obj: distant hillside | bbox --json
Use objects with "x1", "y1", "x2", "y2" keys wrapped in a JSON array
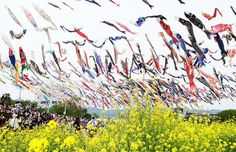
[
  {"x1": 87, "y1": 106, "x2": 224, "y2": 117},
  {"x1": 184, "y1": 109, "x2": 222, "y2": 114},
  {"x1": 86, "y1": 107, "x2": 124, "y2": 117}
]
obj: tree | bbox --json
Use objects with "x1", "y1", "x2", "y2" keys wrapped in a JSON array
[
  {"x1": 217, "y1": 109, "x2": 236, "y2": 122},
  {"x1": 1, "y1": 93, "x2": 15, "y2": 105},
  {"x1": 50, "y1": 104, "x2": 65, "y2": 115},
  {"x1": 36, "y1": 107, "x2": 47, "y2": 113},
  {"x1": 91, "y1": 113, "x2": 99, "y2": 118},
  {"x1": 19, "y1": 100, "x2": 38, "y2": 109},
  {"x1": 50, "y1": 103, "x2": 92, "y2": 118}
]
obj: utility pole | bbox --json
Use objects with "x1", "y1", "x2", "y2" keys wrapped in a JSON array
[{"x1": 18, "y1": 87, "x2": 22, "y2": 100}]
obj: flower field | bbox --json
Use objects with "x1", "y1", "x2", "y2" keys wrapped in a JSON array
[{"x1": 1, "y1": 102, "x2": 236, "y2": 152}]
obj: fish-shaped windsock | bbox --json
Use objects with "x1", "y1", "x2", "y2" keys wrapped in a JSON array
[
  {"x1": 177, "y1": 17, "x2": 206, "y2": 59},
  {"x1": 94, "y1": 51, "x2": 105, "y2": 73},
  {"x1": 48, "y1": 2, "x2": 61, "y2": 9},
  {"x1": 231, "y1": 6, "x2": 236, "y2": 16},
  {"x1": 101, "y1": 21, "x2": 125, "y2": 34},
  {"x1": 82, "y1": 66, "x2": 95, "y2": 79},
  {"x1": 212, "y1": 33, "x2": 228, "y2": 64},
  {"x1": 184, "y1": 11, "x2": 212, "y2": 39},
  {"x1": 108, "y1": 0, "x2": 120, "y2": 7},
  {"x1": 5, "y1": 6, "x2": 27, "y2": 39},
  {"x1": 5, "y1": 6, "x2": 23, "y2": 27},
  {"x1": 9, "y1": 29, "x2": 27, "y2": 39},
  {"x1": 61, "y1": 25, "x2": 91, "y2": 40},
  {"x1": 214, "y1": 33, "x2": 227, "y2": 56},
  {"x1": 135, "y1": 17, "x2": 146, "y2": 27},
  {"x1": 211, "y1": 24, "x2": 233, "y2": 33},
  {"x1": 141, "y1": 0, "x2": 154, "y2": 9},
  {"x1": 158, "y1": 19, "x2": 179, "y2": 45},
  {"x1": 202, "y1": 8, "x2": 222, "y2": 21},
  {"x1": 184, "y1": 56, "x2": 196, "y2": 90},
  {"x1": 19, "y1": 47, "x2": 26, "y2": 66},
  {"x1": 84, "y1": 0, "x2": 101, "y2": 7},
  {"x1": 170, "y1": 33, "x2": 191, "y2": 57},
  {"x1": 22, "y1": 7, "x2": 40, "y2": 31},
  {"x1": 33, "y1": 4, "x2": 57, "y2": 29},
  {"x1": 135, "y1": 15, "x2": 166, "y2": 27},
  {"x1": 62, "y1": 1, "x2": 74, "y2": 10},
  {"x1": 9, "y1": 48, "x2": 16, "y2": 69},
  {"x1": 1, "y1": 32, "x2": 13, "y2": 49},
  {"x1": 177, "y1": 0, "x2": 185, "y2": 4},
  {"x1": 19, "y1": 47, "x2": 29, "y2": 73},
  {"x1": 115, "y1": 21, "x2": 137, "y2": 34}
]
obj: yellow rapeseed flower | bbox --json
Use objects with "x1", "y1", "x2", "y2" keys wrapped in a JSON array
[
  {"x1": 47, "y1": 120, "x2": 57, "y2": 129},
  {"x1": 61, "y1": 136, "x2": 75, "y2": 148},
  {"x1": 28, "y1": 138, "x2": 49, "y2": 152},
  {"x1": 120, "y1": 149, "x2": 127, "y2": 152},
  {"x1": 54, "y1": 137, "x2": 60, "y2": 143},
  {"x1": 100, "y1": 148, "x2": 107, "y2": 152},
  {"x1": 108, "y1": 140, "x2": 116, "y2": 149},
  {"x1": 1, "y1": 101, "x2": 236, "y2": 151},
  {"x1": 146, "y1": 134, "x2": 151, "y2": 140},
  {"x1": 172, "y1": 147, "x2": 177, "y2": 152},
  {"x1": 77, "y1": 148, "x2": 85, "y2": 152},
  {"x1": 230, "y1": 143, "x2": 236, "y2": 150},
  {"x1": 130, "y1": 142, "x2": 139, "y2": 150}
]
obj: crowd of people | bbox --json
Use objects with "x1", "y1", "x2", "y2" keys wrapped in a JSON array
[{"x1": 0, "y1": 100, "x2": 102, "y2": 132}]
